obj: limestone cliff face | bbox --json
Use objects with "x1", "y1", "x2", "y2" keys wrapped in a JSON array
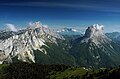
[
  {"x1": 81, "y1": 24, "x2": 111, "y2": 44},
  {"x1": 0, "y1": 22, "x2": 64, "y2": 64},
  {"x1": 84, "y1": 24, "x2": 104, "y2": 38}
]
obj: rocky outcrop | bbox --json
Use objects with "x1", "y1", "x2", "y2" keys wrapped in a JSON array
[
  {"x1": 81, "y1": 24, "x2": 111, "y2": 44},
  {"x1": 0, "y1": 22, "x2": 64, "y2": 63}
]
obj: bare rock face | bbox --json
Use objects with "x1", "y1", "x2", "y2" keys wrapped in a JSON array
[
  {"x1": 0, "y1": 22, "x2": 64, "y2": 64},
  {"x1": 84, "y1": 24, "x2": 104, "y2": 38},
  {"x1": 81, "y1": 24, "x2": 111, "y2": 44},
  {"x1": 70, "y1": 24, "x2": 120, "y2": 68}
]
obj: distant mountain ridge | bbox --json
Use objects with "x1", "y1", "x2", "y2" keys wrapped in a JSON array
[
  {"x1": 106, "y1": 32, "x2": 120, "y2": 43},
  {"x1": 57, "y1": 27, "x2": 82, "y2": 35}
]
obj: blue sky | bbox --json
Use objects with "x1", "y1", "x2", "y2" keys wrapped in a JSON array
[{"x1": 0, "y1": 0, "x2": 120, "y2": 32}]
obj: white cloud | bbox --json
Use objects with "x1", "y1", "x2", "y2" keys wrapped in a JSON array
[
  {"x1": 5, "y1": 24, "x2": 18, "y2": 32},
  {"x1": 43, "y1": 24, "x2": 48, "y2": 28},
  {"x1": 28, "y1": 22, "x2": 34, "y2": 27}
]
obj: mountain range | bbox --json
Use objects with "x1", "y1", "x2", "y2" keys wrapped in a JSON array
[{"x1": 0, "y1": 22, "x2": 120, "y2": 68}]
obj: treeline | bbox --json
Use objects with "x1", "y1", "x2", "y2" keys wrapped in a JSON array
[
  {"x1": 0, "y1": 62, "x2": 120, "y2": 79},
  {"x1": 65, "y1": 68, "x2": 120, "y2": 79},
  {"x1": 50, "y1": 66, "x2": 120, "y2": 79},
  {"x1": 0, "y1": 62, "x2": 69, "y2": 79}
]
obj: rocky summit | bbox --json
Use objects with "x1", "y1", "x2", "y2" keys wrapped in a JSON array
[
  {"x1": 70, "y1": 24, "x2": 120, "y2": 68},
  {"x1": 81, "y1": 24, "x2": 111, "y2": 44},
  {"x1": 0, "y1": 22, "x2": 64, "y2": 64}
]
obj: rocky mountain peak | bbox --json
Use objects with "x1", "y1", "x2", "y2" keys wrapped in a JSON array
[
  {"x1": 81, "y1": 24, "x2": 111, "y2": 44},
  {"x1": 84, "y1": 24, "x2": 104, "y2": 38},
  {"x1": 0, "y1": 21, "x2": 64, "y2": 64},
  {"x1": 70, "y1": 24, "x2": 120, "y2": 68}
]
